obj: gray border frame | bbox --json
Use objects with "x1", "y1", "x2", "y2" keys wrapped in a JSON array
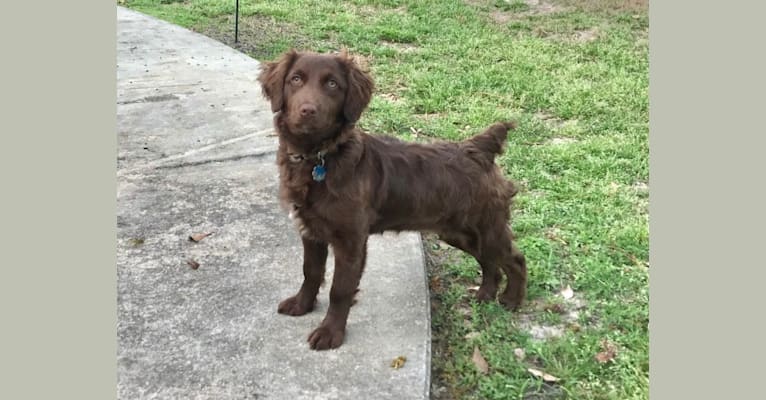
[
  {"x1": 3, "y1": 1, "x2": 765, "y2": 399},
  {"x1": 650, "y1": 1, "x2": 765, "y2": 399},
  {"x1": 1, "y1": 2, "x2": 117, "y2": 399}
]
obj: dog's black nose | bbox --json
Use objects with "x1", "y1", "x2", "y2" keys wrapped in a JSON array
[{"x1": 299, "y1": 104, "x2": 317, "y2": 117}]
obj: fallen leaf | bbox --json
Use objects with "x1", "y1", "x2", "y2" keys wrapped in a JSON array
[
  {"x1": 128, "y1": 238, "x2": 145, "y2": 247},
  {"x1": 543, "y1": 302, "x2": 566, "y2": 314},
  {"x1": 594, "y1": 351, "x2": 613, "y2": 363},
  {"x1": 560, "y1": 285, "x2": 574, "y2": 300},
  {"x1": 391, "y1": 355, "x2": 407, "y2": 369},
  {"x1": 464, "y1": 331, "x2": 480, "y2": 340},
  {"x1": 472, "y1": 347, "x2": 489, "y2": 374},
  {"x1": 189, "y1": 232, "x2": 215, "y2": 242},
  {"x1": 513, "y1": 348, "x2": 526, "y2": 361},
  {"x1": 467, "y1": 285, "x2": 480, "y2": 293},
  {"x1": 186, "y1": 259, "x2": 200, "y2": 270},
  {"x1": 527, "y1": 368, "x2": 559, "y2": 383},
  {"x1": 430, "y1": 276, "x2": 442, "y2": 292},
  {"x1": 595, "y1": 339, "x2": 618, "y2": 363}
]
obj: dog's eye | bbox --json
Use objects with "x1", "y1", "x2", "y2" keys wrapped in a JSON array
[
  {"x1": 327, "y1": 80, "x2": 338, "y2": 89},
  {"x1": 290, "y1": 75, "x2": 302, "y2": 84}
]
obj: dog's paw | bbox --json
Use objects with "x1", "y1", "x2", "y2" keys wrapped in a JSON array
[
  {"x1": 475, "y1": 287, "x2": 496, "y2": 303},
  {"x1": 277, "y1": 294, "x2": 315, "y2": 316},
  {"x1": 499, "y1": 295, "x2": 522, "y2": 311},
  {"x1": 307, "y1": 325, "x2": 345, "y2": 350}
]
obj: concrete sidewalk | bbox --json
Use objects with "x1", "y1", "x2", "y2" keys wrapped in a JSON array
[{"x1": 116, "y1": 7, "x2": 430, "y2": 400}]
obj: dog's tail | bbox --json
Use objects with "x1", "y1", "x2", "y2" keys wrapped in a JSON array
[{"x1": 465, "y1": 121, "x2": 517, "y2": 166}]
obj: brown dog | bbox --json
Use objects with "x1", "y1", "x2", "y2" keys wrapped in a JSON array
[{"x1": 258, "y1": 50, "x2": 527, "y2": 350}]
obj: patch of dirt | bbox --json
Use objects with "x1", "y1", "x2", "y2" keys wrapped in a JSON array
[
  {"x1": 547, "y1": 137, "x2": 577, "y2": 145},
  {"x1": 490, "y1": 10, "x2": 513, "y2": 24},
  {"x1": 521, "y1": 0, "x2": 561, "y2": 14},
  {"x1": 475, "y1": 0, "x2": 647, "y2": 32},
  {"x1": 352, "y1": 3, "x2": 408, "y2": 17},
  {"x1": 632, "y1": 181, "x2": 649, "y2": 193},
  {"x1": 535, "y1": 111, "x2": 567, "y2": 127},
  {"x1": 515, "y1": 296, "x2": 586, "y2": 341},
  {"x1": 522, "y1": 383, "x2": 566, "y2": 400},
  {"x1": 379, "y1": 92, "x2": 404, "y2": 104},
  {"x1": 544, "y1": 226, "x2": 568, "y2": 246},
  {"x1": 554, "y1": 0, "x2": 648, "y2": 14},
  {"x1": 483, "y1": 0, "x2": 563, "y2": 25},
  {"x1": 572, "y1": 27, "x2": 600, "y2": 42},
  {"x1": 535, "y1": 112, "x2": 581, "y2": 140},
  {"x1": 380, "y1": 40, "x2": 419, "y2": 53},
  {"x1": 196, "y1": 14, "x2": 311, "y2": 60},
  {"x1": 414, "y1": 112, "x2": 447, "y2": 121},
  {"x1": 603, "y1": 182, "x2": 649, "y2": 218}
]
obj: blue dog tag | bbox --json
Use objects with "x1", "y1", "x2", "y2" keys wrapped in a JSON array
[{"x1": 312, "y1": 164, "x2": 326, "y2": 182}]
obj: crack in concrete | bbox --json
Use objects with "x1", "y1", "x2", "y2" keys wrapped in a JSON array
[
  {"x1": 155, "y1": 150, "x2": 276, "y2": 170},
  {"x1": 117, "y1": 93, "x2": 180, "y2": 105},
  {"x1": 117, "y1": 128, "x2": 275, "y2": 176}
]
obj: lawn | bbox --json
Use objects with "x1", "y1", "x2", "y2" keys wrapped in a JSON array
[{"x1": 120, "y1": 1, "x2": 649, "y2": 398}]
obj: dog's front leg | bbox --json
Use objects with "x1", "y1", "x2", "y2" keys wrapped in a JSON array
[
  {"x1": 307, "y1": 236, "x2": 368, "y2": 350},
  {"x1": 278, "y1": 237, "x2": 328, "y2": 316}
]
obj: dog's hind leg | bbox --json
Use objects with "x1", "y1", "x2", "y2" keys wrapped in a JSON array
[
  {"x1": 497, "y1": 241, "x2": 527, "y2": 310},
  {"x1": 469, "y1": 223, "x2": 527, "y2": 310},
  {"x1": 495, "y1": 228, "x2": 527, "y2": 310},
  {"x1": 439, "y1": 229, "x2": 502, "y2": 303}
]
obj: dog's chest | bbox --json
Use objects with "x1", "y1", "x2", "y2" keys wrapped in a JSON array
[
  {"x1": 280, "y1": 163, "x2": 327, "y2": 239},
  {"x1": 287, "y1": 203, "x2": 313, "y2": 238}
]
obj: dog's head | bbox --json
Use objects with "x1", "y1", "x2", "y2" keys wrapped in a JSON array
[{"x1": 258, "y1": 50, "x2": 374, "y2": 136}]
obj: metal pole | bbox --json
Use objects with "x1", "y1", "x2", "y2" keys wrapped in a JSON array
[{"x1": 235, "y1": 0, "x2": 240, "y2": 44}]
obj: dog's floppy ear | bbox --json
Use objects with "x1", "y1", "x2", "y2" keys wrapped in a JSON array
[
  {"x1": 338, "y1": 51, "x2": 374, "y2": 123},
  {"x1": 258, "y1": 50, "x2": 299, "y2": 112}
]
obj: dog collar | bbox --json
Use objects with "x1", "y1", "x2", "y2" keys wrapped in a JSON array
[{"x1": 287, "y1": 151, "x2": 327, "y2": 182}]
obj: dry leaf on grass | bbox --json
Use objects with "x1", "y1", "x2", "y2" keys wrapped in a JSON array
[
  {"x1": 186, "y1": 259, "x2": 200, "y2": 270},
  {"x1": 430, "y1": 276, "x2": 442, "y2": 292},
  {"x1": 513, "y1": 348, "x2": 526, "y2": 361},
  {"x1": 188, "y1": 232, "x2": 215, "y2": 242},
  {"x1": 467, "y1": 285, "x2": 480, "y2": 293},
  {"x1": 527, "y1": 368, "x2": 559, "y2": 383},
  {"x1": 464, "y1": 331, "x2": 480, "y2": 340},
  {"x1": 595, "y1": 339, "x2": 618, "y2": 363},
  {"x1": 391, "y1": 355, "x2": 407, "y2": 369},
  {"x1": 568, "y1": 322, "x2": 582, "y2": 333},
  {"x1": 543, "y1": 302, "x2": 566, "y2": 314},
  {"x1": 472, "y1": 347, "x2": 489, "y2": 374},
  {"x1": 560, "y1": 285, "x2": 574, "y2": 300}
]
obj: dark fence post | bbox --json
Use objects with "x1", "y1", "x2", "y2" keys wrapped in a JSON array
[{"x1": 235, "y1": 0, "x2": 240, "y2": 44}]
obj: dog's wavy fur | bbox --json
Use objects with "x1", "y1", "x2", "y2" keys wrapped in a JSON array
[{"x1": 258, "y1": 50, "x2": 527, "y2": 350}]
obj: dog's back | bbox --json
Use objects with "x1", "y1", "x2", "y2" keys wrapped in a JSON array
[{"x1": 362, "y1": 122, "x2": 518, "y2": 233}]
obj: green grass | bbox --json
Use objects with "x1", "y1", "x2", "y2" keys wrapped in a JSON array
[{"x1": 121, "y1": 0, "x2": 649, "y2": 398}]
